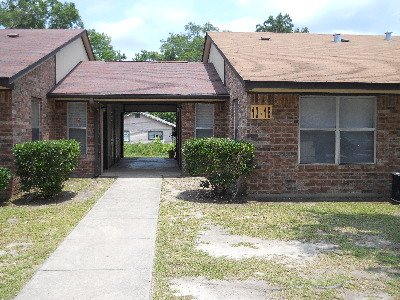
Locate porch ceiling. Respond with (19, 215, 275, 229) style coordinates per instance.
(48, 61, 229, 102)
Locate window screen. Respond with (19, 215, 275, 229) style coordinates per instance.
(148, 131, 163, 140)
(195, 103, 214, 138)
(68, 102, 87, 155)
(300, 96, 375, 164)
(31, 99, 40, 141)
(124, 130, 130, 142)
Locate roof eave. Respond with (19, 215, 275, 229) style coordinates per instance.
(7, 30, 90, 84)
(47, 93, 230, 101)
(245, 80, 400, 95)
(0, 78, 13, 89)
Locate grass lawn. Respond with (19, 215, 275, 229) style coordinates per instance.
(124, 141, 172, 158)
(152, 177, 400, 299)
(0, 177, 115, 300)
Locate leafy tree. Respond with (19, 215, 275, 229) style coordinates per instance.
(87, 29, 126, 61)
(0, 0, 83, 29)
(134, 22, 219, 62)
(133, 50, 164, 62)
(149, 112, 176, 124)
(0, 0, 126, 61)
(256, 13, 309, 33)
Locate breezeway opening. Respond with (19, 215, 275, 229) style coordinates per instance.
(100, 103, 182, 176)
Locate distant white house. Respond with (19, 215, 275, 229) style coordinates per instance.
(124, 112, 175, 143)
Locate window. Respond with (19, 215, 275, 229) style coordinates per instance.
(195, 103, 214, 138)
(31, 99, 40, 141)
(299, 96, 376, 164)
(124, 130, 130, 142)
(148, 131, 163, 140)
(68, 102, 87, 155)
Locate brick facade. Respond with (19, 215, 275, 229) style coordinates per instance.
(0, 57, 96, 199)
(224, 60, 400, 198)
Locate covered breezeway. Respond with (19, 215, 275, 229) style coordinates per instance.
(48, 61, 229, 177)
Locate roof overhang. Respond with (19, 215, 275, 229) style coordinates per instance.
(0, 78, 13, 89)
(48, 93, 229, 103)
(1, 30, 95, 87)
(246, 81, 400, 95)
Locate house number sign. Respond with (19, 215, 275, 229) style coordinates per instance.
(250, 105, 272, 119)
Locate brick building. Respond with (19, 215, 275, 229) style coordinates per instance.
(202, 32, 400, 199)
(1, 29, 400, 199)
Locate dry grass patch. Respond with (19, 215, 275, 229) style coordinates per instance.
(152, 177, 400, 300)
(0, 177, 115, 300)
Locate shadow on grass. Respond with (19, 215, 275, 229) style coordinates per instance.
(177, 189, 248, 204)
(297, 209, 400, 275)
(2, 190, 78, 207)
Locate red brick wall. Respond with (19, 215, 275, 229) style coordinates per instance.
(180, 102, 228, 144)
(0, 90, 13, 170)
(213, 102, 229, 138)
(0, 90, 13, 199)
(224, 61, 400, 198)
(52, 101, 98, 177)
(181, 103, 196, 146)
(246, 93, 400, 198)
(12, 57, 56, 145)
(224, 63, 248, 140)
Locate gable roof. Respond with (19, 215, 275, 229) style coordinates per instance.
(125, 112, 176, 127)
(204, 32, 400, 91)
(49, 61, 229, 101)
(0, 29, 94, 87)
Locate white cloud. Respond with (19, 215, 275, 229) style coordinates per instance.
(94, 17, 144, 40)
(216, 16, 260, 32)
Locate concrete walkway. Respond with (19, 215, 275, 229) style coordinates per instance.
(16, 164, 171, 299)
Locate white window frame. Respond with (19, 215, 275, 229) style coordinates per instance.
(195, 103, 214, 138)
(67, 102, 88, 156)
(148, 131, 163, 141)
(31, 98, 41, 141)
(124, 130, 130, 142)
(299, 95, 376, 165)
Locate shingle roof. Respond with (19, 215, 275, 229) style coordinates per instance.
(49, 61, 229, 99)
(206, 32, 400, 84)
(0, 29, 91, 85)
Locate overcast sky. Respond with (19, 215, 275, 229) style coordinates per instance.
(73, 0, 400, 59)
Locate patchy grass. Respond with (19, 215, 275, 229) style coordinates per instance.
(152, 177, 400, 299)
(124, 141, 173, 158)
(0, 177, 115, 300)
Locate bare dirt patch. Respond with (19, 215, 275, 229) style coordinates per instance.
(170, 277, 281, 300)
(196, 224, 337, 266)
(341, 290, 394, 300)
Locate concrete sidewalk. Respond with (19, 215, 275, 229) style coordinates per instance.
(16, 177, 163, 300)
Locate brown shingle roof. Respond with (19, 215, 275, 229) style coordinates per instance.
(206, 32, 400, 84)
(49, 61, 228, 99)
(0, 29, 90, 85)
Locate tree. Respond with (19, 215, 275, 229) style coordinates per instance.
(87, 29, 126, 61)
(0, 0, 126, 61)
(149, 112, 176, 124)
(134, 22, 219, 62)
(256, 13, 309, 33)
(0, 0, 83, 29)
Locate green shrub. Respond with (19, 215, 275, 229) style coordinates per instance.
(13, 140, 80, 197)
(0, 167, 12, 191)
(183, 138, 255, 195)
(124, 139, 173, 158)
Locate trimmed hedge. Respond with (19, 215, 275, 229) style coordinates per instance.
(0, 167, 12, 191)
(183, 138, 255, 195)
(13, 140, 80, 197)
